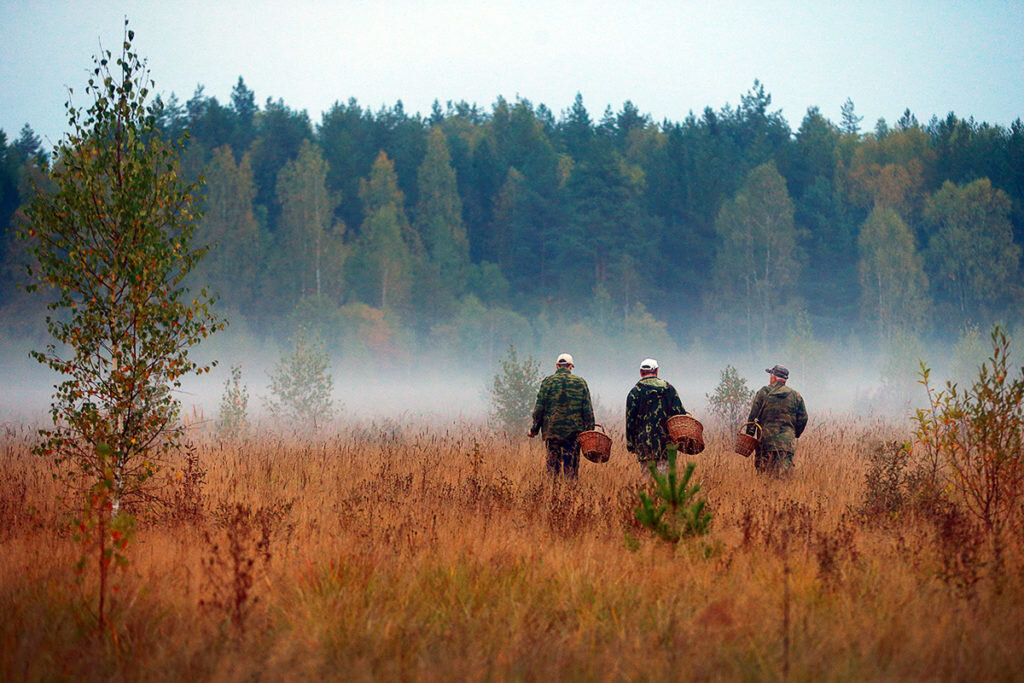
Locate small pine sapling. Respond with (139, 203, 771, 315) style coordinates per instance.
(635, 445, 712, 543)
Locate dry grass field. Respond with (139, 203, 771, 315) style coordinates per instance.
(2, 415, 1022, 681)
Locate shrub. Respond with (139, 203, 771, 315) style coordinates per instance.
(857, 440, 912, 519)
(914, 326, 1024, 575)
(487, 343, 542, 432)
(216, 365, 249, 441)
(706, 365, 754, 429)
(265, 327, 334, 433)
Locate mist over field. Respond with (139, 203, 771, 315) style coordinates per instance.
(4, 316, 989, 432)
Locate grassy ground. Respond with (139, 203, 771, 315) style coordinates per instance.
(1, 416, 1021, 681)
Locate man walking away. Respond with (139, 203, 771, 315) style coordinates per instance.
(528, 353, 595, 479)
(747, 364, 808, 476)
(626, 358, 688, 473)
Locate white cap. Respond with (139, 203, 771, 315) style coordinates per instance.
(640, 358, 659, 371)
(556, 353, 574, 365)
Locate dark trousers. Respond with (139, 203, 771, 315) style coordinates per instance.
(754, 450, 794, 476)
(545, 437, 580, 479)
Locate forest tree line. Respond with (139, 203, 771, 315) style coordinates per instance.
(2, 78, 1023, 365)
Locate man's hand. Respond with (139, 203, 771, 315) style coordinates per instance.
(527, 429, 537, 438)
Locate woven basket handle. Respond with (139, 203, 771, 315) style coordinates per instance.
(740, 421, 762, 439)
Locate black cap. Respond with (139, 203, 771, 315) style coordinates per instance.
(766, 364, 789, 380)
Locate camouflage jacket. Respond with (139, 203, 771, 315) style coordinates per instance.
(747, 383, 807, 453)
(626, 377, 686, 460)
(530, 367, 595, 442)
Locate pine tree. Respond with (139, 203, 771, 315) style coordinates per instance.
(635, 446, 712, 543)
(352, 151, 419, 310)
(414, 126, 469, 312)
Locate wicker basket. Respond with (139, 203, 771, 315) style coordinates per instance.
(666, 414, 705, 455)
(578, 424, 612, 463)
(734, 421, 762, 457)
(667, 414, 703, 442)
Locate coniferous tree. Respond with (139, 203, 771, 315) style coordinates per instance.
(351, 152, 418, 310)
(414, 126, 469, 314)
(840, 97, 863, 136)
(229, 76, 258, 153)
(250, 98, 313, 225)
(318, 98, 375, 232)
(14, 124, 47, 167)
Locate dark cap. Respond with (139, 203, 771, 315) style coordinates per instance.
(766, 364, 789, 380)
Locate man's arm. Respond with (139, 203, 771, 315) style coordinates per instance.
(579, 379, 595, 431)
(667, 384, 685, 416)
(625, 386, 638, 451)
(528, 379, 547, 437)
(794, 395, 808, 438)
(747, 388, 766, 423)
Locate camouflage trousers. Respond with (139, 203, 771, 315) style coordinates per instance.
(545, 437, 580, 479)
(754, 450, 794, 476)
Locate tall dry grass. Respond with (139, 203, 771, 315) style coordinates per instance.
(1, 415, 1022, 681)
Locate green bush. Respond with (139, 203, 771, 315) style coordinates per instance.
(706, 365, 754, 429)
(914, 326, 1024, 575)
(487, 343, 542, 432)
(265, 327, 334, 433)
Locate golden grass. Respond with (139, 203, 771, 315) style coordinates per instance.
(2, 416, 1022, 681)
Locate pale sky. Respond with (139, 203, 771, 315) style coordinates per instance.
(3, 0, 1023, 150)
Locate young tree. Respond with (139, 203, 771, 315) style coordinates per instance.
(20, 23, 221, 631)
(22, 23, 221, 515)
(216, 364, 250, 441)
(915, 327, 1024, 577)
(634, 445, 712, 543)
(706, 365, 755, 429)
(265, 327, 334, 433)
(487, 343, 542, 432)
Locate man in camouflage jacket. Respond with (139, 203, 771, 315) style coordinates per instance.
(528, 353, 594, 478)
(746, 364, 808, 475)
(626, 358, 687, 469)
